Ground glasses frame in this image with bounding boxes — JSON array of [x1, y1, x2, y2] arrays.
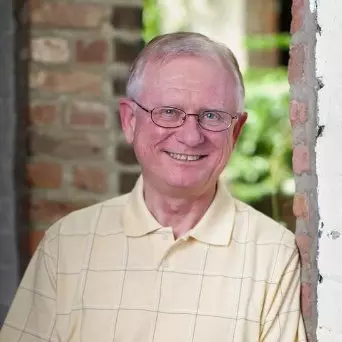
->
[[131, 99, 241, 132]]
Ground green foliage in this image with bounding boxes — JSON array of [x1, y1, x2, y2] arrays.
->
[[245, 33, 291, 51], [224, 35, 293, 221], [224, 67, 293, 220], [142, 0, 160, 43]]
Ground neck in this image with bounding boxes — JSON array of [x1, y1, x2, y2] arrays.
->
[[143, 179, 217, 239]]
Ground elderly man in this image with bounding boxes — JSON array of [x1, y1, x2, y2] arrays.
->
[[1, 32, 306, 341]]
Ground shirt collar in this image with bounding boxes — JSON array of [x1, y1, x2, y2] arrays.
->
[[122, 175, 236, 246]]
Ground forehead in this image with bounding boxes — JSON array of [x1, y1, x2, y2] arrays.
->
[[140, 55, 238, 109]]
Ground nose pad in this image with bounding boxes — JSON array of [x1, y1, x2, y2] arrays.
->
[[176, 114, 204, 146], [181, 114, 201, 130], [184, 114, 201, 127]]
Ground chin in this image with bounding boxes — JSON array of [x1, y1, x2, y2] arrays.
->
[[162, 173, 210, 190]]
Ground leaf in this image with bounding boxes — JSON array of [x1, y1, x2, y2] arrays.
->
[[244, 34, 291, 51], [227, 67, 293, 205]]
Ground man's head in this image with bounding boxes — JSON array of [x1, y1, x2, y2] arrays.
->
[[119, 32, 247, 197]]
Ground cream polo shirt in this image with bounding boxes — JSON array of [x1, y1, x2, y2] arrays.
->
[[0, 176, 307, 342]]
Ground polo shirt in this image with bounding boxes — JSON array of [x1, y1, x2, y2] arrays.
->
[[0, 176, 307, 342]]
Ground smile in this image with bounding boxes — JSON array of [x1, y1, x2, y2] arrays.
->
[[166, 152, 206, 161]]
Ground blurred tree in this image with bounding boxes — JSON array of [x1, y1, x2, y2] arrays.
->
[[143, 0, 161, 43], [224, 67, 293, 222]]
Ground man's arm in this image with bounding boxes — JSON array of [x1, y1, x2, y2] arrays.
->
[[0, 229, 58, 341], [260, 246, 307, 342]]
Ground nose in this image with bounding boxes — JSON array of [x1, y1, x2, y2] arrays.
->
[[175, 114, 205, 147]]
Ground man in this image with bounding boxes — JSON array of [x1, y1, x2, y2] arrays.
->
[[0, 32, 306, 341]]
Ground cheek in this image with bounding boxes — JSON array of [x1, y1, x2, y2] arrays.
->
[[224, 130, 235, 151], [208, 134, 234, 170], [133, 117, 154, 143], [135, 119, 174, 146], [211, 133, 231, 154], [132, 123, 166, 159]]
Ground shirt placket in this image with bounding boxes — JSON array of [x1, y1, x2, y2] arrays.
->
[[156, 229, 191, 270]]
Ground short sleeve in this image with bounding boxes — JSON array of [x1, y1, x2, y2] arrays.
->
[[260, 246, 307, 341], [0, 227, 58, 341]]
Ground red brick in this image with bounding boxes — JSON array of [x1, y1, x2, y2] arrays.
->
[[292, 145, 310, 174], [293, 193, 308, 219], [30, 70, 102, 96], [301, 283, 312, 319], [31, 2, 106, 29], [113, 38, 144, 63], [30, 199, 85, 224], [29, 0, 44, 11], [119, 172, 140, 194], [296, 234, 312, 264], [29, 131, 104, 160], [68, 101, 109, 128], [113, 77, 127, 96], [76, 40, 108, 64], [27, 162, 63, 189], [29, 230, 45, 255], [290, 100, 308, 126], [73, 165, 107, 193], [111, 6, 142, 30], [306, 333, 314, 342], [31, 38, 70, 63], [291, 0, 304, 34], [29, 103, 58, 125], [116, 143, 137, 165], [288, 44, 305, 84]]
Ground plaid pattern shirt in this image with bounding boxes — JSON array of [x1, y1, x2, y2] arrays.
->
[[0, 176, 307, 342]]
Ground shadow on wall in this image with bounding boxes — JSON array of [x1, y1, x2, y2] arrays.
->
[[0, 0, 31, 326], [13, 0, 31, 281]]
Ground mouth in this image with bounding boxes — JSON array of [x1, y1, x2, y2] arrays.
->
[[165, 151, 207, 161]]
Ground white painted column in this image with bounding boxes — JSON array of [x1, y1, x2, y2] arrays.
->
[[315, 0, 342, 341]]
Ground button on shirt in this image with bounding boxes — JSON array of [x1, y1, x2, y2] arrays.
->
[[0, 176, 307, 342]]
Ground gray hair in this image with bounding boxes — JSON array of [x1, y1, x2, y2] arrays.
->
[[126, 32, 245, 111]]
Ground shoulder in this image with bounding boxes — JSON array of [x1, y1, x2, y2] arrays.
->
[[39, 193, 130, 264], [232, 199, 299, 282], [233, 198, 296, 249], [44, 193, 130, 239], [36, 193, 131, 274]]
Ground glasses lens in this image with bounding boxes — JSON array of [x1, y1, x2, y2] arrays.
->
[[152, 107, 185, 127], [199, 111, 232, 131]]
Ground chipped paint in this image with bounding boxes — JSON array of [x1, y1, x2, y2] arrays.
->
[[309, 0, 317, 13], [327, 231, 341, 240], [316, 1, 342, 340]]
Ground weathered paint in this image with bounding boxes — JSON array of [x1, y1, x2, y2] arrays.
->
[[316, 1, 342, 341], [309, 0, 316, 13]]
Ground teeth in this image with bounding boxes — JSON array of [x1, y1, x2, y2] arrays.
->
[[168, 152, 201, 161]]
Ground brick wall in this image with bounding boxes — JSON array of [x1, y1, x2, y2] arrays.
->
[[28, 0, 143, 252], [289, 0, 318, 340]]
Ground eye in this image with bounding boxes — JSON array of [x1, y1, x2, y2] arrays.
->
[[161, 108, 179, 116], [203, 111, 222, 121], [155, 107, 183, 121]]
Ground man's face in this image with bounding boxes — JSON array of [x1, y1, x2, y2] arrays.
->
[[120, 56, 246, 195]]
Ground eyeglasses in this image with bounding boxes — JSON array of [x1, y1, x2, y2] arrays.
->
[[131, 99, 241, 132]]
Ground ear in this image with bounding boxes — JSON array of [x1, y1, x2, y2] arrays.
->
[[232, 112, 248, 147], [119, 98, 136, 144]]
